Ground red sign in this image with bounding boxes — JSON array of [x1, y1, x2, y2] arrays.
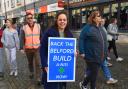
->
[[58, 0, 64, 8], [40, 6, 47, 13]]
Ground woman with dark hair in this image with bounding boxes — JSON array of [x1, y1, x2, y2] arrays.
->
[[107, 18, 123, 61], [40, 11, 73, 89], [79, 11, 108, 89]]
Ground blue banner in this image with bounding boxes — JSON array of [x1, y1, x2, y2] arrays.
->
[[48, 37, 76, 82]]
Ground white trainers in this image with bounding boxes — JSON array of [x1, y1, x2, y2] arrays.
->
[[9, 71, 14, 76], [116, 57, 123, 62], [79, 81, 87, 89], [106, 78, 118, 84], [107, 57, 111, 60], [14, 70, 18, 76]]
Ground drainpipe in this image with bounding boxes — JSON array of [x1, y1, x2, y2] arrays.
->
[[24, 0, 26, 12]]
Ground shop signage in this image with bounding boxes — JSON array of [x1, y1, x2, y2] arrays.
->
[[34, 8, 39, 13], [58, 0, 64, 8], [70, 0, 97, 4], [40, 6, 47, 13], [47, 3, 64, 12], [48, 37, 76, 82], [0, 16, 5, 20]]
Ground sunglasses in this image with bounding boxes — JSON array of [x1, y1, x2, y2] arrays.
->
[[97, 15, 101, 17], [27, 17, 33, 19]]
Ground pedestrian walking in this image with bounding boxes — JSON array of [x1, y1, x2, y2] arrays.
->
[[100, 18, 118, 84], [1, 19, 19, 76], [79, 11, 108, 89], [40, 11, 74, 89], [20, 13, 41, 85], [107, 18, 123, 61], [0, 28, 4, 78]]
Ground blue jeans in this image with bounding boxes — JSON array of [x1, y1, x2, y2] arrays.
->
[[85, 59, 112, 80], [5, 47, 17, 71], [0, 48, 4, 73], [101, 59, 112, 80]]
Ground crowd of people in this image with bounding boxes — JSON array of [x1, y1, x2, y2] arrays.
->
[[0, 10, 124, 89]]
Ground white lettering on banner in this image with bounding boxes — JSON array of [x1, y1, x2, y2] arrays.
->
[[50, 48, 74, 54], [53, 56, 72, 61], [56, 75, 67, 79], [56, 63, 68, 66], [65, 42, 73, 46], [50, 42, 63, 46]]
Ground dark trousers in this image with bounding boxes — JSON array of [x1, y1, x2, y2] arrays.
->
[[42, 70, 66, 89], [25, 49, 41, 80], [83, 61, 100, 89], [108, 39, 118, 58]]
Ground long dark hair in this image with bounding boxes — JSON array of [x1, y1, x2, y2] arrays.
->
[[52, 11, 70, 36]]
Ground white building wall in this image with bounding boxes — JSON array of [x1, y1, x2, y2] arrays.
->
[[0, 0, 5, 14], [0, 0, 39, 16]]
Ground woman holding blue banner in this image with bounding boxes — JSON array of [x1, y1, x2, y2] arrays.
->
[[40, 11, 74, 89]]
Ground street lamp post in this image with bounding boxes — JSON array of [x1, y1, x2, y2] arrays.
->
[[33, 0, 36, 14], [24, 0, 26, 12], [4, 0, 7, 19]]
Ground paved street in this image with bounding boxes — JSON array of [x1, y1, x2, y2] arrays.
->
[[0, 32, 128, 89]]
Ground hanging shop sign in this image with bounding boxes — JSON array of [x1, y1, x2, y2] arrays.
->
[[47, 3, 64, 12], [40, 6, 47, 13], [58, 0, 64, 8]]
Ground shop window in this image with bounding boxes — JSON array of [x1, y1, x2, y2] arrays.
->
[[103, 5, 110, 28], [47, 12, 57, 28], [111, 3, 118, 17], [71, 9, 81, 30], [120, 2, 128, 29], [81, 8, 87, 27]]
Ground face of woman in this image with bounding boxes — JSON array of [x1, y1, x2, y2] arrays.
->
[[6, 20, 12, 27], [57, 14, 67, 30], [93, 14, 101, 25], [114, 19, 117, 24]]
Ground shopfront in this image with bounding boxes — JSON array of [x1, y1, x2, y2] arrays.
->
[[68, 0, 128, 30], [38, 2, 64, 33]]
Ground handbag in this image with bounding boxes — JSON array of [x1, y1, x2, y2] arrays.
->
[[107, 34, 112, 41]]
